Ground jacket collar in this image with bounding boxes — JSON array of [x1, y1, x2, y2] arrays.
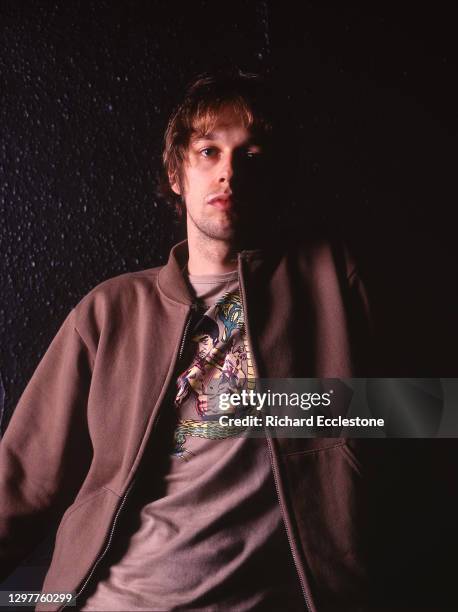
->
[[157, 240, 194, 305], [157, 239, 265, 305]]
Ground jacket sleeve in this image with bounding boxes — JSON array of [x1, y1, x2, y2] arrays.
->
[[0, 309, 94, 580]]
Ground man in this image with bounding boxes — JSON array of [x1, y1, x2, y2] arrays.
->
[[1, 71, 452, 612]]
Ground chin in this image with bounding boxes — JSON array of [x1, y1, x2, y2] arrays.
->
[[200, 222, 238, 242], [213, 230, 238, 242]]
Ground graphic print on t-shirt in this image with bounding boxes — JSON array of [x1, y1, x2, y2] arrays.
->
[[173, 289, 256, 459]]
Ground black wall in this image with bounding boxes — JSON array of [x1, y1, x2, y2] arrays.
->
[[0, 0, 271, 425], [1, 1, 457, 419]]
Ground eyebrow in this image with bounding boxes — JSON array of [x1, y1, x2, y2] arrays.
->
[[191, 132, 218, 143], [190, 132, 260, 146]]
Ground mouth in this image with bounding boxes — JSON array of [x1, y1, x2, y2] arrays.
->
[[207, 193, 235, 211]]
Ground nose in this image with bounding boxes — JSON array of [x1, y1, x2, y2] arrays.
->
[[218, 154, 234, 184]]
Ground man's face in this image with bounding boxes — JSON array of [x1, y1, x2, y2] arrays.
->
[[193, 332, 215, 360], [171, 109, 265, 243]]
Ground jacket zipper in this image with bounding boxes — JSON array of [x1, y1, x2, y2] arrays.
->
[[237, 253, 314, 612], [178, 303, 198, 361], [60, 304, 195, 610], [266, 438, 314, 612]]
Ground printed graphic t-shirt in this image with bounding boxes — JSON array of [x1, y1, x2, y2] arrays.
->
[[80, 270, 304, 611]]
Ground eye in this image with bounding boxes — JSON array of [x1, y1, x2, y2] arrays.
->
[[200, 147, 218, 158], [245, 147, 262, 159]]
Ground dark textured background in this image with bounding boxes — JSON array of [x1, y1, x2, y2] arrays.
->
[[0, 0, 457, 589], [1, 1, 457, 424], [0, 0, 272, 425]]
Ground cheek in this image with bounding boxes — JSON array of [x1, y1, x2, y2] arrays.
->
[[185, 166, 212, 190]]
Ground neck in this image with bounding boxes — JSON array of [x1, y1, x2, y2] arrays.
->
[[187, 232, 238, 275]]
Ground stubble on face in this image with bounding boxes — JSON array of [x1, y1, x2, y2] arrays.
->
[[185, 206, 240, 273], [186, 202, 239, 243]]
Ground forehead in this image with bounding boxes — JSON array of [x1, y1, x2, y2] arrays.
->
[[190, 106, 253, 142], [190, 123, 252, 148]]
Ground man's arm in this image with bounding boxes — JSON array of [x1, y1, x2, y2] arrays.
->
[[0, 309, 93, 580]]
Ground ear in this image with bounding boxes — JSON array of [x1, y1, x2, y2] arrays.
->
[[169, 172, 181, 195]]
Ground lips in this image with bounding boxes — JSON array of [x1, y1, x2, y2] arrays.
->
[[207, 194, 234, 211], [210, 197, 233, 210]]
